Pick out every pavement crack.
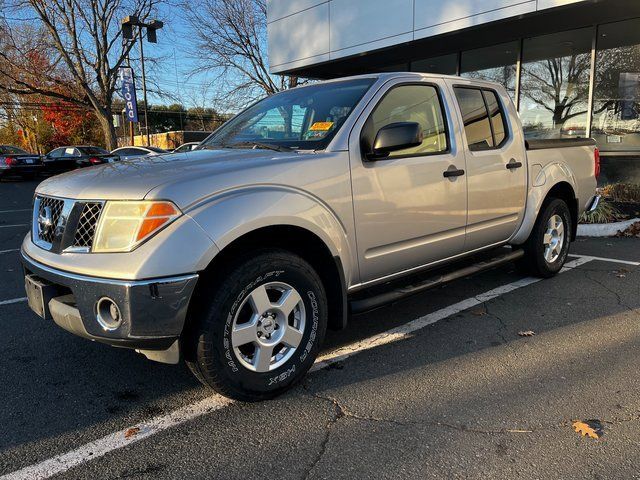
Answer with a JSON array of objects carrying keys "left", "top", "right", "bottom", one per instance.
[{"left": 584, "top": 271, "right": 635, "bottom": 312}]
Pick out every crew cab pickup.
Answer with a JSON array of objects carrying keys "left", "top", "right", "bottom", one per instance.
[{"left": 22, "top": 73, "right": 599, "bottom": 401}]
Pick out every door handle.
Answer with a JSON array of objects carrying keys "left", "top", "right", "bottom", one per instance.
[
  {"left": 506, "top": 159, "right": 523, "bottom": 170},
  {"left": 443, "top": 167, "right": 465, "bottom": 178}
]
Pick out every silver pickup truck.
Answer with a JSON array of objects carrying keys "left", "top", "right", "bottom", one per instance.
[{"left": 22, "top": 73, "right": 599, "bottom": 400}]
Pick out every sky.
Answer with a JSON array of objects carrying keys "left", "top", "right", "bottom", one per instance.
[{"left": 128, "top": 4, "right": 217, "bottom": 108}]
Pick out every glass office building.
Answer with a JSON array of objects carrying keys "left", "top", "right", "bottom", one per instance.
[
  {"left": 268, "top": 0, "right": 640, "bottom": 181},
  {"left": 410, "top": 20, "right": 640, "bottom": 156}
]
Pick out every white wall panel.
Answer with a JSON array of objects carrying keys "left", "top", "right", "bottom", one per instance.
[
  {"left": 329, "top": 0, "right": 414, "bottom": 52},
  {"left": 537, "top": 0, "right": 586, "bottom": 10},
  {"left": 267, "top": 0, "right": 327, "bottom": 23},
  {"left": 267, "top": 0, "right": 591, "bottom": 73},
  {"left": 415, "top": 0, "right": 526, "bottom": 31},
  {"left": 268, "top": 3, "right": 330, "bottom": 69},
  {"left": 414, "top": 1, "right": 536, "bottom": 40}
]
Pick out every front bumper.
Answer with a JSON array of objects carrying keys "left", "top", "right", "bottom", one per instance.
[{"left": 21, "top": 250, "right": 198, "bottom": 354}]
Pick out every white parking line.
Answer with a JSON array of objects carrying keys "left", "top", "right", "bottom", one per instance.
[
  {"left": 0, "top": 297, "right": 27, "bottom": 306},
  {"left": 0, "top": 248, "right": 19, "bottom": 254},
  {"left": 0, "top": 396, "right": 232, "bottom": 480},
  {"left": 0, "top": 224, "right": 29, "bottom": 229},
  {"left": 569, "top": 254, "right": 640, "bottom": 267},
  {"left": 0, "top": 209, "right": 31, "bottom": 214},
  {"left": 0, "top": 256, "right": 594, "bottom": 480},
  {"left": 313, "top": 256, "right": 593, "bottom": 370}
]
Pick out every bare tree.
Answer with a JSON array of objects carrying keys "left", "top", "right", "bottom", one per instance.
[
  {"left": 520, "top": 55, "right": 592, "bottom": 130},
  {"left": 0, "top": 0, "right": 162, "bottom": 149},
  {"left": 183, "top": 0, "right": 305, "bottom": 110}
]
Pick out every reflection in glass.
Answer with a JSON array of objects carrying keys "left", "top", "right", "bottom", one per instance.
[
  {"left": 461, "top": 42, "right": 519, "bottom": 100},
  {"left": 411, "top": 54, "right": 458, "bottom": 75},
  {"left": 591, "top": 19, "right": 640, "bottom": 153},
  {"left": 519, "top": 29, "right": 592, "bottom": 139}
]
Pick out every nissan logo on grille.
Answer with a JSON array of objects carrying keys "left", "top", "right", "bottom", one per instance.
[{"left": 37, "top": 205, "right": 54, "bottom": 238}]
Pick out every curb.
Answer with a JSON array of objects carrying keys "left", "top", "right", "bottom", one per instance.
[{"left": 577, "top": 218, "right": 640, "bottom": 237}]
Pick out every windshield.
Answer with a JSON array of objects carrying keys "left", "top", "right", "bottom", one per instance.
[
  {"left": 201, "top": 78, "right": 376, "bottom": 151},
  {"left": 78, "top": 146, "right": 108, "bottom": 155},
  {"left": 0, "top": 145, "right": 29, "bottom": 155},
  {"left": 145, "top": 146, "right": 168, "bottom": 153}
]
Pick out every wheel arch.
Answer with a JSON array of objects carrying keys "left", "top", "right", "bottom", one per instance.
[
  {"left": 511, "top": 178, "right": 578, "bottom": 245},
  {"left": 189, "top": 225, "right": 348, "bottom": 332}
]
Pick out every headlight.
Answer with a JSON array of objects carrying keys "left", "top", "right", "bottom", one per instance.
[{"left": 93, "top": 201, "right": 181, "bottom": 253}]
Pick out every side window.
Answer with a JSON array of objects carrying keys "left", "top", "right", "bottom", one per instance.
[
  {"left": 483, "top": 90, "right": 507, "bottom": 147},
  {"left": 454, "top": 88, "right": 494, "bottom": 151},
  {"left": 454, "top": 87, "right": 509, "bottom": 151},
  {"left": 369, "top": 84, "right": 448, "bottom": 157},
  {"left": 48, "top": 148, "right": 63, "bottom": 158}
]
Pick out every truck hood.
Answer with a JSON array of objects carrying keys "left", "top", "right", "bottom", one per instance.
[{"left": 36, "top": 149, "right": 303, "bottom": 207}]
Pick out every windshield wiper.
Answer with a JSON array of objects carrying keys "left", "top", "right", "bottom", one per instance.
[{"left": 225, "top": 142, "right": 292, "bottom": 152}]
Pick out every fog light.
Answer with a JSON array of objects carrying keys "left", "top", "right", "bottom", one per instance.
[{"left": 96, "top": 297, "right": 122, "bottom": 331}]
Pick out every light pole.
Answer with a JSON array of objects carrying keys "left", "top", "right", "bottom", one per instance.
[{"left": 121, "top": 16, "right": 163, "bottom": 147}]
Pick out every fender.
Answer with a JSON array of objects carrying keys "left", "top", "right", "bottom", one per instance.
[
  {"left": 185, "top": 185, "right": 357, "bottom": 287},
  {"left": 510, "top": 162, "right": 577, "bottom": 245}
]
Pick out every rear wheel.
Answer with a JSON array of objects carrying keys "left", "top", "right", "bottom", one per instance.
[
  {"left": 518, "top": 198, "right": 572, "bottom": 278},
  {"left": 184, "top": 250, "right": 327, "bottom": 401}
]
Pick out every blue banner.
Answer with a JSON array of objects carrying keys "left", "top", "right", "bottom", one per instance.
[{"left": 119, "top": 67, "right": 139, "bottom": 123}]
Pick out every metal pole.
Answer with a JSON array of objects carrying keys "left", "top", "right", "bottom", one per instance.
[
  {"left": 138, "top": 27, "right": 150, "bottom": 146},
  {"left": 585, "top": 25, "right": 599, "bottom": 139}
]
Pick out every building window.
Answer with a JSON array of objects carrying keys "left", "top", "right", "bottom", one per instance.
[
  {"left": 460, "top": 42, "right": 519, "bottom": 100},
  {"left": 411, "top": 54, "right": 458, "bottom": 75},
  {"left": 369, "top": 84, "right": 448, "bottom": 157},
  {"left": 519, "top": 28, "right": 592, "bottom": 139},
  {"left": 591, "top": 19, "right": 640, "bottom": 153}
]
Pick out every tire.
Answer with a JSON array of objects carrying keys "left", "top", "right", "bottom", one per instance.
[
  {"left": 184, "top": 249, "right": 328, "bottom": 401},
  {"left": 518, "top": 198, "right": 572, "bottom": 278}
]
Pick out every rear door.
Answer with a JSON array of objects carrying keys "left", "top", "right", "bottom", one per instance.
[
  {"left": 449, "top": 83, "right": 527, "bottom": 251},
  {"left": 350, "top": 79, "right": 468, "bottom": 284}
]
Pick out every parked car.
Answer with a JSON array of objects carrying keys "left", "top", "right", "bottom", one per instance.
[
  {"left": 111, "top": 146, "right": 168, "bottom": 161},
  {"left": 43, "top": 146, "right": 118, "bottom": 175},
  {"left": 0, "top": 145, "right": 42, "bottom": 180},
  {"left": 22, "top": 73, "right": 599, "bottom": 401},
  {"left": 172, "top": 142, "right": 200, "bottom": 153}
]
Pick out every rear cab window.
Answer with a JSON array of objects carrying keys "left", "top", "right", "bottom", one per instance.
[{"left": 454, "top": 87, "right": 509, "bottom": 151}]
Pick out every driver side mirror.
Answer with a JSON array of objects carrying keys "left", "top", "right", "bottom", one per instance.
[{"left": 366, "top": 122, "right": 423, "bottom": 160}]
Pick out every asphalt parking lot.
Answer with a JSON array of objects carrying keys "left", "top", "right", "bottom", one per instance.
[{"left": 1, "top": 179, "right": 639, "bottom": 480}]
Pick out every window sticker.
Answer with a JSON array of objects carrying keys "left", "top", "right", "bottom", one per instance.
[{"left": 309, "top": 121, "right": 334, "bottom": 131}]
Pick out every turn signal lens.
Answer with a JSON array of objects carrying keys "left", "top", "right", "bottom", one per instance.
[
  {"left": 93, "top": 201, "right": 181, "bottom": 252},
  {"left": 4, "top": 157, "right": 16, "bottom": 166}
]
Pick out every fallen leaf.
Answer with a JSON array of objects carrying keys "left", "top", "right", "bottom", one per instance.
[
  {"left": 518, "top": 330, "right": 535, "bottom": 337},
  {"left": 614, "top": 268, "right": 629, "bottom": 278},
  {"left": 124, "top": 427, "right": 140, "bottom": 439},
  {"left": 572, "top": 420, "right": 603, "bottom": 439},
  {"left": 470, "top": 307, "right": 486, "bottom": 316}
]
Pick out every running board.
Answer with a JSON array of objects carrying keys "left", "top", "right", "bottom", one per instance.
[{"left": 349, "top": 249, "right": 524, "bottom": 314}]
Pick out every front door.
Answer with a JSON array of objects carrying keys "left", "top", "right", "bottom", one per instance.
[{"left": 350, "top": 80, "right": 468, "bottom": 284}]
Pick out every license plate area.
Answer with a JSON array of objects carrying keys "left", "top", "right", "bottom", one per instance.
[{"left": 25, "top": 275, "right": 59, "bottom": 320}]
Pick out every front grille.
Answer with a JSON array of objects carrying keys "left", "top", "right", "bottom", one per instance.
[
  {"left": 33, "top": 195, "right": 103, "bottom": 253},
  {"left": 73, "top": 202, "right": 103, "bottom": 248},
  {"left": 36, "top": 196, "right": 64, "bottom": 244}
]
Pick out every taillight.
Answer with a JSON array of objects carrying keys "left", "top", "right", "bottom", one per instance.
[
  {"left": 89, "top": 157, "right": 103, "bottom": 165},
  {"left": 594, "top": 147, "right": 601, "bottom": 179},
  {"left": 4, "top": 157, "right": 17, "bottom": 166}
]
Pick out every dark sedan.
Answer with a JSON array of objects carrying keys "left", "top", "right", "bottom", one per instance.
[
  {"left": 43, "top": 146, "right": 119, "bottom": 175},
  {"left": 0, "top": 145, "right": 43, "bottom": 180}
]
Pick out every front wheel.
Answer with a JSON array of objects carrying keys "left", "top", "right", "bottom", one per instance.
[
  {"left": 518, "top": 198, "right": 572, "bottom": 278},
  {"left": 184, "top": 250, "right": 328, "bottom": 401}
]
